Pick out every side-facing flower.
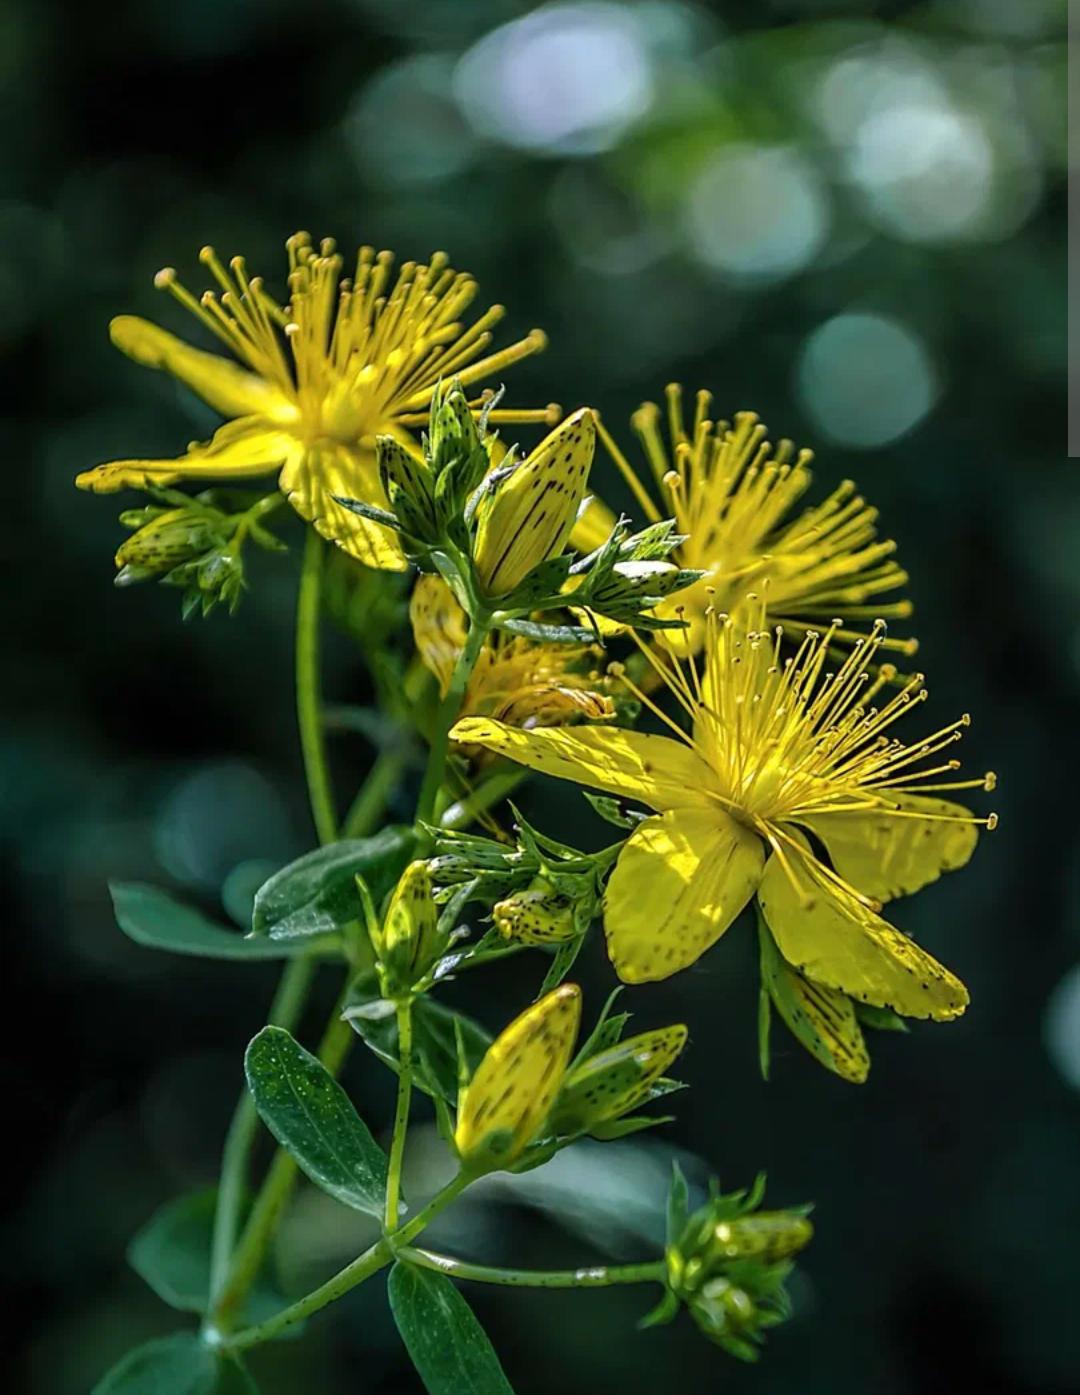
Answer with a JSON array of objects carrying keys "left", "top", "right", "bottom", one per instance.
[
  {"left": 591, "top": 386, "right": 915, "bottom": 657},
  {"left": 455, "top": 983, "right": 581, "bottom": 1174},
  {"left": 450, "top": 601, "right": 996, "bottom": 1024},
  {"left": 77, "top": 235, "right": 549, "bottom": 568},
  {"left": 410, "top": 573, "right": 615, "bottom": 734}
]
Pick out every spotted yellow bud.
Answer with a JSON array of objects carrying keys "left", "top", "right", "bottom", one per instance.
[
  {"left": 473, "top": 408, "right": 595, "bottom": 598},
  {"left": 549, "top": 1024, "right": 687, "bottom": 1134},
  {"left": 115, "top": 508, "right": 219, "bottom": 577},
  {"left": 372, "top": 861, "right": 443, "bottom": 998},
  {"left": 493, "top": 878, "right": 578, "bottom": 945},
  {"left": 455, "top": 984, "right": 581, "bottom": 1173}
]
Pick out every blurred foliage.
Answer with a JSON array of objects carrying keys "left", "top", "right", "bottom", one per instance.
[{"left": 2, "top": 1, "right": 1072, "bottom": 1393}]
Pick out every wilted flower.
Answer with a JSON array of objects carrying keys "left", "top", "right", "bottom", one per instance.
[
  {"left": 77, "top": 235, "right": 549, "bottom": 568},
  {"left": 410, "top": 574, "right": 615, "bottom": 735},
  {"left": 455, "top": 984, "right": 581, "bottom": 1174},
  {"left": 451, "top": 599, "right": 996, "bottom": 1026}
]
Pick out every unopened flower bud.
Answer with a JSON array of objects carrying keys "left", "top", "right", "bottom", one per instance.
[
  {"left": 549, "top": 1024, "right": 687, "bottom": 1134},
  {"left": 473, "top": 408, "right": 595, "bottom": 598},
  {"left": 371, "top": 861, "right": 444, "bottom": 998},
  {"left": 493, "top": 877, "right": 578, "bottom": 945},
  {"left": 376, "top": 436, "right": 436, "bottom": 541},
  {"left": 455, "top": 984, "right": 581, "bottom": 1174},
  {"left": 115, "top": 508, "right": 219, "bottom": 579}
]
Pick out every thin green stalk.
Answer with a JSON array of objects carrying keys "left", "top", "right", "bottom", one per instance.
[
  {"left": 439, "top": 769, "right": 524, "bottom": 831},
  {"left": 384, "top": 1002, "right": 413, "bottom": 1231},
  {"left": 211, "top": 1002, "right": 354, "bottom": 1331},
  {"left": 343, "top": 746, "right": 409, "bottom": 837},
  {"left": 397, "top": 1248, "right": 666, "bottom": 1289},
  {"left": 209, "top": 955, "right": 316, "bottom": 1301},
  {"left": 415, "top": 617, "right": 488, "bottom": 831},
  {"left": 226, "top": 1173, "right": 471, "bottom": 1352},
  {"left": 297, "top": 530, "right": 338, "bottom": 846}
]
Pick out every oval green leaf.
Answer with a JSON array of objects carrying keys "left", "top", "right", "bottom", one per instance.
[
  {"left": 244, "top": 1026, "right": 387, "bottom": 1217},
  {"left": 252, "top": 826, "right": 414, "bottom": 941},
  {"left": 127, "top": 1188, "right": 299, "bottom": 1332},
  {"left": 92, "top": 1333, "right": 255, "bottom": 1395},
  {"left": 111, "top": 883, "right": 325, "bottom": 961},
  {"left": 388, "top": 1262, "right": 515, "bottom": 1395}
]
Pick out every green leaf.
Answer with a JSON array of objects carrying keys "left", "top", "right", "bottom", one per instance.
[
  {"left": 388, "top": 1263, "right": 515, "bottom": 1395},
  {"left": 582, "top": 792, "right": 644, "bottom": 830},
  {"left": 536, "top": 935, "right": 585, "bottom": 998},
  {"left": 244, "top": 1026, "right": 387, "bottom": 1216},
  {"left": 92, "top": 1334, "right": 255, "bottom": 1395},
  {"left": 252, "top": 827, "right": 414, "bottom": 941},
  {"left": 345, "top": 983, "right": 491, "bottom": 1103},
  {"left": 111, "top": 883, "right": 322, "bottom": 961},
  {"left": 666, "top": 1160, "right": 689, "bottom": 1247},
  {"left": 127, "top": 1188, "right": 297, "bottom": 1332}
]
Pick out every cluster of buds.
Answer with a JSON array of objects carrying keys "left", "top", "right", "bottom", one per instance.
[
  {"left": 655, "top": 1172, "right": 813, "bottom": 1361},
  {"left": 337, "top": 382, "right": 700, "bottom": 635},
  {"left": 453, "top": 984, "right": 688, "bottom": 1176},
  {"left": 565, "top": 517, "right": 704, "bottom": 632},
  {"left": 114, "top": 490, "right": 285, "bottom": 617},
  {"left": 366, "top": 860, "right": 449, "bottom": 1002},
  {"left": 429, "top": 809, "right": 618, "bottom": 956}
]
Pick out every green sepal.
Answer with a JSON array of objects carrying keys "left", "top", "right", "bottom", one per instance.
[
  {"left": 110, "top": 882, "right": 331, "bottom": 961},
  {"left": 252, "top": 827, "right": 414, "bottom": 941},
  {"left": 244, "top": 1026, "right": 387, "bottom": 1217},
  {"left": 344, "top": 979, "right": 491, "bottom": 1104},
  {"left": 388, "top": 1262, "right": 515, "bottom": 1395},
  {"left": 582, "top": 792, "right": 646, "bottom": 830},
  {"left": 638, "top": 1288, "right": 680, "bottom": 1330},
  {"left": 666, "top": 1160, "right": 690, "bottom": 1247},
  {"left": 856, "top": 1002, "right": 910, "bottom": 1033},
  {"left": 536, "top": 934, "right": 586, "bottom": 997}
]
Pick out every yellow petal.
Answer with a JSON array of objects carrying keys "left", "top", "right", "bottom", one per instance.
[
  {"left": 110, "top": 316, "right": 299, "bottom": 424},
  {"left": 280, "top": 442, "right": 407, "bottom": 571},
  {"left": 801, "top": 793, "right": 980, "bottom": 903},
  {"left": 759, "top": 921, "right": 869, "bottom": 1083},
  {"left": 604, "top": 807, "right": 765, "bottom": 983},
  {"left": 76, "top": 417, "right": 297, "bottom": 493},
  {"left": 410, "top": 575, "right": 468, "bottom": 694},
  {"left": 455, "top": 984, "right": 581, "bottom": 1172},
  {"left": 756, "top": 844, "right": 968, "bottom": 1020},
  {"left": 448, "top": 717, "right": 719, "bottom": 812},
  {"left": 570, "top": 493, "right": 619, "bottom": 554},
  {"left": 473, "top": 408, "right": 595, "bottom": 596}
]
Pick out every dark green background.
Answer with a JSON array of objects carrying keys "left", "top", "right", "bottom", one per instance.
[{"left": 4, "top": 2, "right": 1073, "bottom": 1392}]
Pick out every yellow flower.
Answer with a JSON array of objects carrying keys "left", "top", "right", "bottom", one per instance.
[
  {"left": 450, "top": 601, "right": 996, "bottom": 1011},
  {"left": 590, "top": 386, "right": 915, "bottom": 657},
  {"left": 455, "top": 983, "right": 581, "bottom": 1173},
  {"left": 410, "top": 574, "right": 615, "bottom": 733},
  {"left": 76, "top": 235, "right": 550, "bottom": 569},
  {"left": 473, "top": 408, "right": 596, "bottom": 597}
]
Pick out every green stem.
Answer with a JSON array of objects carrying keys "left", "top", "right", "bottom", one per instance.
[
  {"left": 415, "top": 616, "right": 488, "bottom": 832},
  {"left": 384, "top": 1003, "right": 414, "bottom": 1231},
  {"left": 439, "top": 769, "right": 524, "bottom": 831},
  {"left": 226, "top": 1173, "right": 470, "bottom": 1352},
  {"left": 209, "top": 955, "right": 316, "bottom": 1302},
  {"left": 343, "top": 746, "right": 409, "bottom": 838},
  {"left": 297, "top": 530, "right": 338, "bottom": 847},
  {"left": 211, "top": 1002, "right": 354, "bottom": 1331},
  {"left": 397, "top": 1249, "right": 666, "bottom": 1289}
]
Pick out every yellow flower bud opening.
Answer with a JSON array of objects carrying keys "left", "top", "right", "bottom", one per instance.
[
  {"left": 455, "top": 984, "right": 581, "bottom": 1173},
  {"left": 473, "top": 407, "right": 596, "bottom": 597},
  {"left": 493, "top": 879, "right": 579, "bottom": 945}
]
